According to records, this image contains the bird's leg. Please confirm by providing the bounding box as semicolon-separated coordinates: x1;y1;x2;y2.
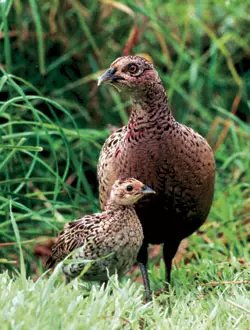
163;240;180;288
137;243;151;302
139;262;151;302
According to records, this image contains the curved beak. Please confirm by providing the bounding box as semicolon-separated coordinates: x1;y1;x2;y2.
141;185;156;195
97;68;122;86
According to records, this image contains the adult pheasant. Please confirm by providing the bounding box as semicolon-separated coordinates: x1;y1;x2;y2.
97;56;215;301
46;178;155;283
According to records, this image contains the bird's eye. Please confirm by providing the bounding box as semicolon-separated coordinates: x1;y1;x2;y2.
128;64;138;74
126;185;133;192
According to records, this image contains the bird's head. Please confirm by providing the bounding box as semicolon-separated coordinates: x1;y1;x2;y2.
98;56;159;97
110;178;155;206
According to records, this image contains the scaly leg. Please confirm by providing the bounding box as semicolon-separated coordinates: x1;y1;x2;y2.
137;243;151;302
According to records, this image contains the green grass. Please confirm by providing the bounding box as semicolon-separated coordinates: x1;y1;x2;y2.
0;0;250;328
0;261;249;329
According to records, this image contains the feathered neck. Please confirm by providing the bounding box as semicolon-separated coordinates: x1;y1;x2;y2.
105;201;134;213
129;81;173;129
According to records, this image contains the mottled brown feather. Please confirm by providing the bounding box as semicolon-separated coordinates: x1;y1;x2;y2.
45;178;155;282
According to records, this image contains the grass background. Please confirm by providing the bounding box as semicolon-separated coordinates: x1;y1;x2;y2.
0;0;250;328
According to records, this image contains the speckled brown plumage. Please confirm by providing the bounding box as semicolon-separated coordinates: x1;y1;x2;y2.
97;56;216;300
45;178;155;283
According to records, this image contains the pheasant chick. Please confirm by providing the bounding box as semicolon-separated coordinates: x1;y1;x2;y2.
46;178;155;283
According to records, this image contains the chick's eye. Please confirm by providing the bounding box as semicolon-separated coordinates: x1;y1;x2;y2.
128;64;138;74
126;185;133;192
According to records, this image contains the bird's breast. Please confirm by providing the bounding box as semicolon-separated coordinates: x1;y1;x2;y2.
115;128;215;219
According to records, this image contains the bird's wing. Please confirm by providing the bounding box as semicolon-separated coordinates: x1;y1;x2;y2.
97;126;127;210
45;213;105;269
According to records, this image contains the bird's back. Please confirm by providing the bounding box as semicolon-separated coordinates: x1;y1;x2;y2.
45;214;104;269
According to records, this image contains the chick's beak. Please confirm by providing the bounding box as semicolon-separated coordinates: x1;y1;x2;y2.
141;185;156;195
97;67;121;86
